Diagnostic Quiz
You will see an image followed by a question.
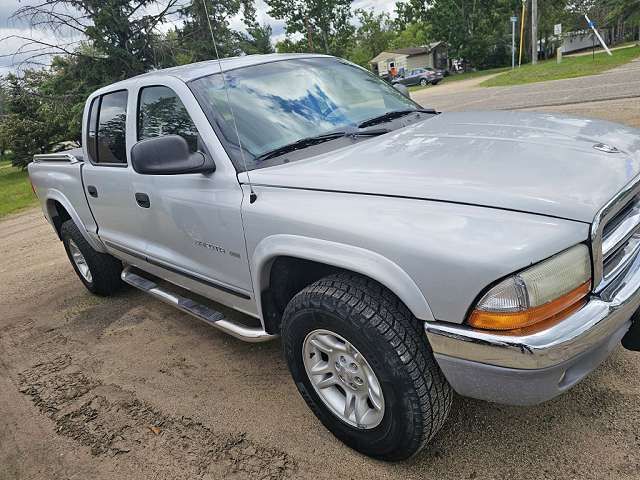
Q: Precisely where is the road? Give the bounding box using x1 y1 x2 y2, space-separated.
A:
412 57 640 128
3 66 640 480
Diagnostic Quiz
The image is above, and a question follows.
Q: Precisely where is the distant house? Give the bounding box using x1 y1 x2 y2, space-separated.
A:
369 43 448 77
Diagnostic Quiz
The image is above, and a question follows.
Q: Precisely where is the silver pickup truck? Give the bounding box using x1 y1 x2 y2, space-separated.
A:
29 53 640 461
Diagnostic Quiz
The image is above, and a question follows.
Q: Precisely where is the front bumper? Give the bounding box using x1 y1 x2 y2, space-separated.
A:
425 251 640 406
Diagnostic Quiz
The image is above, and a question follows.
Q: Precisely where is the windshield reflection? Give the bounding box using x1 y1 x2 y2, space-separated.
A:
190 57 418 171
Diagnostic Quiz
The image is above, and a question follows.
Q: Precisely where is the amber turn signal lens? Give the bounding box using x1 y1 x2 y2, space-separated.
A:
468 281 591 331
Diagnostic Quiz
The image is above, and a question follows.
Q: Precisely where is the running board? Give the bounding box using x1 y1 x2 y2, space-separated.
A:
121 267 276 343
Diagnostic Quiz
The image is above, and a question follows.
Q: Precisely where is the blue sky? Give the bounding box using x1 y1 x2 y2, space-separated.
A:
0 0 399 75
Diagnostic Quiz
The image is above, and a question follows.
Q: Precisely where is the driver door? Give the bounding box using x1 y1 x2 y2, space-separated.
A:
128 80 254 308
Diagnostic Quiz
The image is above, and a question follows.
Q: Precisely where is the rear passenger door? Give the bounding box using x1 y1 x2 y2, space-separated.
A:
82 89 146 257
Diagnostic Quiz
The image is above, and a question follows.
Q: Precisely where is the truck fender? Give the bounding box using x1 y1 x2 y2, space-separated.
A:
44 189 107 253
252 234 435 322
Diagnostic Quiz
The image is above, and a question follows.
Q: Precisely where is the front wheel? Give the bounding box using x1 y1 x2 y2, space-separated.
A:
419 78 428 86
281 273 452 461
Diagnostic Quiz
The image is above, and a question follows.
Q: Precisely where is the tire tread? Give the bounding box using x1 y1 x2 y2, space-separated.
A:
282 272 452 460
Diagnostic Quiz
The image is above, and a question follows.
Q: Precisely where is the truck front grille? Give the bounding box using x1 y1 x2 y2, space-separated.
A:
599 194 640 287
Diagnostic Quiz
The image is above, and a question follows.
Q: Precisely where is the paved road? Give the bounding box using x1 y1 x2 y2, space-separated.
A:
2 66 640 480
412 57 640 116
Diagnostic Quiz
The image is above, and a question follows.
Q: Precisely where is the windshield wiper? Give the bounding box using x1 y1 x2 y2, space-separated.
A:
358 109 436 128
254 127 390 162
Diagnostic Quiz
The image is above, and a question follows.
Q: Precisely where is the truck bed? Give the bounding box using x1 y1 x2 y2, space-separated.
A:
28 148 101 250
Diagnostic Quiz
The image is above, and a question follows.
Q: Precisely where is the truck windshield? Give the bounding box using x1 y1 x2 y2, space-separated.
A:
189 57 421 172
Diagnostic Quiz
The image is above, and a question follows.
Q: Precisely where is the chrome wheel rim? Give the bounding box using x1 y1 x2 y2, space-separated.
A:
303 329 385 429
68 239 92 282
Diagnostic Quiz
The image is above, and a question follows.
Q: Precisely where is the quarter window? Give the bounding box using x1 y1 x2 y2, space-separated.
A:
96 90 128 164
138 86 199 152
86 97 99 163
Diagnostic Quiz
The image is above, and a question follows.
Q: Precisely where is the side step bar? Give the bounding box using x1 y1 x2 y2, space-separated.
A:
121 267 276 343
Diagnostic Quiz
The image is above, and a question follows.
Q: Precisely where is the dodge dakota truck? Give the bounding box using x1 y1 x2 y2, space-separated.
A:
29 53 640 461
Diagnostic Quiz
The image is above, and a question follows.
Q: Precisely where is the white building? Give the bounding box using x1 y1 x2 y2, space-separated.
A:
369 43 448 77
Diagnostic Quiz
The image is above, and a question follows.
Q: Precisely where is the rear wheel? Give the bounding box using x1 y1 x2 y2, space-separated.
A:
281 272 452 461
61 220 124 296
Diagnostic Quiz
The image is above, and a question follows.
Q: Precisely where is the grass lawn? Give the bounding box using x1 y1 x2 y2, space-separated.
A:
407 66 510 92
481 44 640 87
0 160 38 218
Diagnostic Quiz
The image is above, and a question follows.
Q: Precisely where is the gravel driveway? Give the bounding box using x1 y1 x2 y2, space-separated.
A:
3 67 640 479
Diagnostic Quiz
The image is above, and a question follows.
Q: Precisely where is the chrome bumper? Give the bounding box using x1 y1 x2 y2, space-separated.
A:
425 250 640 371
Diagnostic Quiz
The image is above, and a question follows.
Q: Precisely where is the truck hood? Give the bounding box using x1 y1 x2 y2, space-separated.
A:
243 111 640 223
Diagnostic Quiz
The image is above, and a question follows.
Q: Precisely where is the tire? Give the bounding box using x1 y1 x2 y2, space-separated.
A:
60 220 124 296
419 78 428 86
432 80 441 86
281 272 452 461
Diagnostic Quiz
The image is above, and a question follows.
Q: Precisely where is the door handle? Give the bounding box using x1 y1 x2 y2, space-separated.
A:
135 192 150 208
87 185 98 198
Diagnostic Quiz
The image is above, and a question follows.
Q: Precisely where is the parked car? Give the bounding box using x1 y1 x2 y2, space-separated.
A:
392 67 443 87
424 66 449 77
29 53 640 461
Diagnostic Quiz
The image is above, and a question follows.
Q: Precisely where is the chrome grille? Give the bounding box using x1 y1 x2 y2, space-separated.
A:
593 178 640 292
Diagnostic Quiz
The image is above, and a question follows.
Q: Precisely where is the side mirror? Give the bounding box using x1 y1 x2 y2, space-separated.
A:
131 135 215 175
393 83 410 98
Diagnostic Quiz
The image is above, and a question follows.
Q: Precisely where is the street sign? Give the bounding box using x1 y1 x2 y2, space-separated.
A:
511 16 518 23
554 23 562 35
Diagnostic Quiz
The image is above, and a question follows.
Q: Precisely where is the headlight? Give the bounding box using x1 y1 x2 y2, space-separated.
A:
468 244 591 331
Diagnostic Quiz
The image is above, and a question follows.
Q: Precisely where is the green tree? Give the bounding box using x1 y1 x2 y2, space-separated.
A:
390 22 431 49
275 36 310 53
606 0 640 23
239 24 276 54
177 0 255 61
572 0 640 40
0 70 73 168
346 9 396 67
266 0 354 56
428 0 513 68
394 0 429 30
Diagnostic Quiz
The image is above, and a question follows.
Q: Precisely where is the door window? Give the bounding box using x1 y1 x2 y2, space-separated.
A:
96 90 128 164
86 97 99 163
137 86 199 152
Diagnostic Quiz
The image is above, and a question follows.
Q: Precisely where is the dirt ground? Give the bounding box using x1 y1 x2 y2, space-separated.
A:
3 100 640 479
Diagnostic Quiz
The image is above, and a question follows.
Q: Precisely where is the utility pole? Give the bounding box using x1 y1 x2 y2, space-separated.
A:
518 0 526 67
511 16 518 69
531 0 538 65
